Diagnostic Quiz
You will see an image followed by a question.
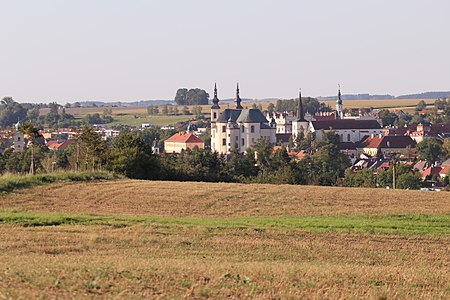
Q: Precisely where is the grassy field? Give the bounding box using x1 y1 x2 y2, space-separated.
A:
1 180 449 299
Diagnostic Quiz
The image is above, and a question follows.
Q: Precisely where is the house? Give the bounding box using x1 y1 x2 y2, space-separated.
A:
47 140 75 150
407 122 450 142
358 135 416 157
421 166 445 180
164 132 204 153
210 84 276 154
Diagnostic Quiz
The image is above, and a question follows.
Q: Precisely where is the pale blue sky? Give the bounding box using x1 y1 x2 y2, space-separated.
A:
1 0 449 103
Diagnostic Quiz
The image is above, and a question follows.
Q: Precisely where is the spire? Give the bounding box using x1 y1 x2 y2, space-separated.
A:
211 82 220 109
234 82 243 109
297 89 305 122
337 84 342 104
336 84 343 119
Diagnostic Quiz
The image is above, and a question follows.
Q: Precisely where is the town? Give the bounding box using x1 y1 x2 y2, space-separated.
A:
1 84 449 190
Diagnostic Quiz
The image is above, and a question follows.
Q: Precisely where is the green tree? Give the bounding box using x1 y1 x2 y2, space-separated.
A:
416 138 443 164
175 88 188 105
416 100 427 111
106 131 159 179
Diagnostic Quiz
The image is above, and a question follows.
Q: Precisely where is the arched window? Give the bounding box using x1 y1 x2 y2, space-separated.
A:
347 134 351 142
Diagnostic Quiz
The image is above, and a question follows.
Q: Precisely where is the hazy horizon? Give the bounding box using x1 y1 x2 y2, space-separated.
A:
1 0 450 103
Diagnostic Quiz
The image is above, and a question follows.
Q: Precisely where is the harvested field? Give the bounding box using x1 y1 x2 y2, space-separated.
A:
0 180 449 299
1 180 449 217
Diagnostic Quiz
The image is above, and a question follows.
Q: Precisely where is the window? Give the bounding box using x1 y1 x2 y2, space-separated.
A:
222 139 226 146
347 134 351 142
251 125 255 133
17 137 21 141
213 112 217 119
242 126 244 132
242 138 245 146
222 126 226 133
340 134 343 142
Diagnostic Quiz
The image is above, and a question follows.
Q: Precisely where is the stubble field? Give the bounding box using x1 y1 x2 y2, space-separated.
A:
0 180 449 299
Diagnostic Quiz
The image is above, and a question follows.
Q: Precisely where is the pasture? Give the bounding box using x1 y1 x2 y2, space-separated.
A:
0 179 449 298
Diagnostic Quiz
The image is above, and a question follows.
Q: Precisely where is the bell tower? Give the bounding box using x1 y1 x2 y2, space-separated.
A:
211 83 220 122
292 89 309 138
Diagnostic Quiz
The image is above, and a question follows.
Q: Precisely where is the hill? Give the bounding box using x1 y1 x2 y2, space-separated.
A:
0 180 449 299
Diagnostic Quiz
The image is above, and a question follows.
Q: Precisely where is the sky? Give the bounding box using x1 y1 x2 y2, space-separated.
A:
1 0 450 103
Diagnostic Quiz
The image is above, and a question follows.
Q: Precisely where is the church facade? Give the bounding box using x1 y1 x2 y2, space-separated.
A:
210 84 276 154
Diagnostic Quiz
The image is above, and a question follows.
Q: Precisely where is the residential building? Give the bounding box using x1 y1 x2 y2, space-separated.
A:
164 132 204 153
358 135 416 157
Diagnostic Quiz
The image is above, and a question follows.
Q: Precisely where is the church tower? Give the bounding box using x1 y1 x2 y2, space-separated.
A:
292 89 309 138
336 85 343 119
234 83 243 109
211 83 220 122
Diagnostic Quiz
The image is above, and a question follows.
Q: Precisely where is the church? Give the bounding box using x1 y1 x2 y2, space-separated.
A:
292 87 383 144
210 84 276 154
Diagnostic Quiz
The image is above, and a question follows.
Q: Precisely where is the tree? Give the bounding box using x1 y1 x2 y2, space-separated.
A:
192 105 202 117
416 138 443 164
396 172 421 190
416 100 427 111
21 122 42 175
0 97 27 128
443 138 450 158
161 104 169 116
378 109 398 127
267 103 275 115
175 88 188 105
175 88 209 105
106 131 159 179
77 126 106 171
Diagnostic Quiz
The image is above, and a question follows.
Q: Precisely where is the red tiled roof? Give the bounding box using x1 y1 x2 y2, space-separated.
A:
47 140 74 150
359 135 416 149
440 166 450 177
288 150 308 160
165 132 204 143
422 166 444 178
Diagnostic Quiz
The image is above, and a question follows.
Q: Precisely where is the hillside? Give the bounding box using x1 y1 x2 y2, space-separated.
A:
1 180 449 299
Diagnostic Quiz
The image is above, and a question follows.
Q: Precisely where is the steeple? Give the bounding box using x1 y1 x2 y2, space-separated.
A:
297 89 305 121
336 84 343 119
337 84 343 105
234 82 243 109
211 82 220 109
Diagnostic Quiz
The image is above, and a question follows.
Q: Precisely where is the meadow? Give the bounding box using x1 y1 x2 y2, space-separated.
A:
0 179 449 299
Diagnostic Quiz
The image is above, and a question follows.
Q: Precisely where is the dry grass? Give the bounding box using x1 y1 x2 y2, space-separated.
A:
1 180 448 217
0 225 448 299
1 180 449 299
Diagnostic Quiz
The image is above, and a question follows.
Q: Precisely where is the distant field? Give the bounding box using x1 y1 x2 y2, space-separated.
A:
0 180 449 298
38 98 437 127
321 98 436 110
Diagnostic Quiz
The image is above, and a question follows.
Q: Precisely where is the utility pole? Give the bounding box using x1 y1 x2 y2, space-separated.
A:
392 161 396 189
